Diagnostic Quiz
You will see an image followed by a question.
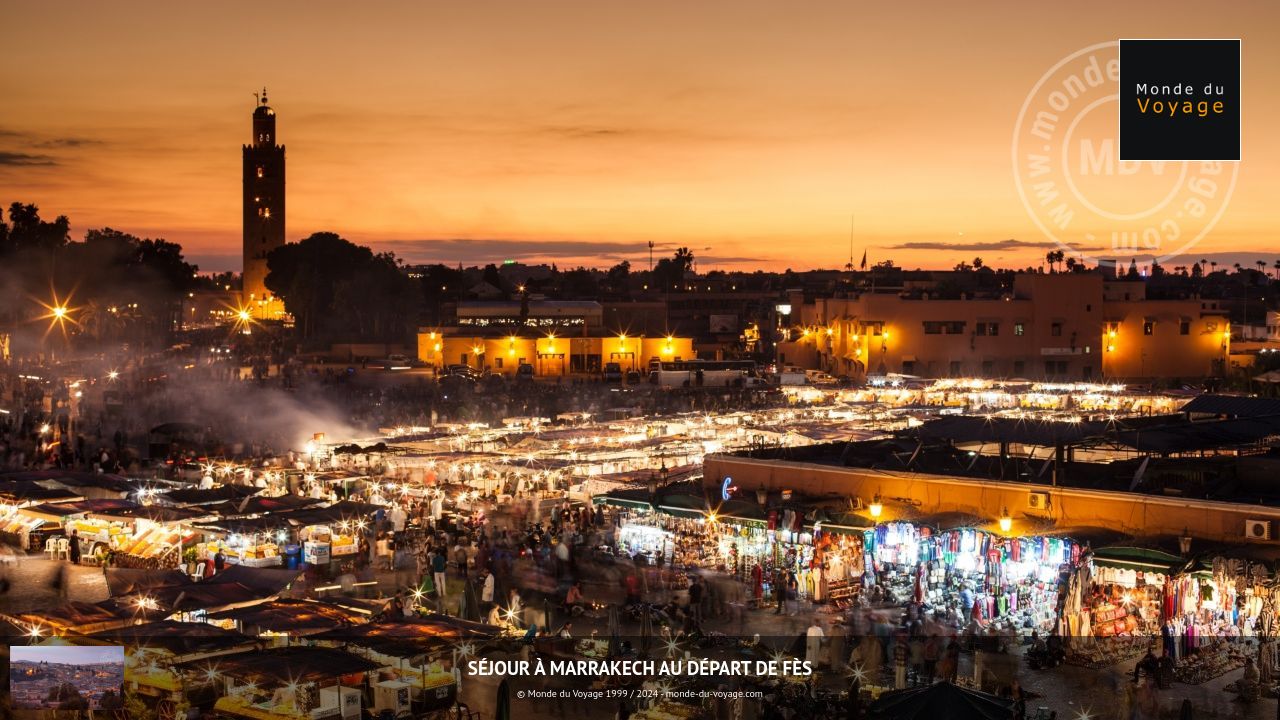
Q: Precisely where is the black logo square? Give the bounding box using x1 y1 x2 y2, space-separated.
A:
1119 39 1240 161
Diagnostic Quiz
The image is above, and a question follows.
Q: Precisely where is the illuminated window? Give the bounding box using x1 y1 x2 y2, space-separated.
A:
1143 321 1154 336
1014 323 1025 336
257 167 264 178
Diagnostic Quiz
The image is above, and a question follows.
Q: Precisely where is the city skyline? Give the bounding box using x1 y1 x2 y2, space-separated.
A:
2 1 1278 273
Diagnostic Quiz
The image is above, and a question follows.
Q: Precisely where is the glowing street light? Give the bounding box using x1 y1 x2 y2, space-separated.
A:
868 493 883 519
998 508 1013 533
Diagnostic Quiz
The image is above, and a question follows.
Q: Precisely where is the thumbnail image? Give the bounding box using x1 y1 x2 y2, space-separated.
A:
9 645 125 713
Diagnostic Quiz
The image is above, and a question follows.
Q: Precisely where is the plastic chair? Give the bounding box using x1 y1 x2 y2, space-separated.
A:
55 537 69 560
192 563 206 580
44 537 58 560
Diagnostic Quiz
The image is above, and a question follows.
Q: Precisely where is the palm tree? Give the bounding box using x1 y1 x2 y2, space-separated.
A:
1256 260 1267 275
1273 260 1280 280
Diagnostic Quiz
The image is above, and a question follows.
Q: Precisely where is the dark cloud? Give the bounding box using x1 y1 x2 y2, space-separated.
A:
370 238 761 267
885 238 1108 253
542 125 629 139
0 151 56 166
34 137 103 149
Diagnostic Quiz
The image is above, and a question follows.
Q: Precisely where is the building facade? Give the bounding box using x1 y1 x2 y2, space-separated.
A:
778 273 1229 381
418 300 694 376
241 88 287 319
417 332 695 376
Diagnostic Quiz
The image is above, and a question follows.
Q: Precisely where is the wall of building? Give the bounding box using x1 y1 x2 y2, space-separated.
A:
705 454 1280 545
1102 300 1228 378
416 332 692 376
786 274 1227 380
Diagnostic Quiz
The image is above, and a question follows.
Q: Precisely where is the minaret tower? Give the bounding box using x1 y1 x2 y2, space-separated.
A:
242 87 286 317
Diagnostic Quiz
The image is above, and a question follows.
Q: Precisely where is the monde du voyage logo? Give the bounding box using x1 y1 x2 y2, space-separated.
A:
1013 40 1240 265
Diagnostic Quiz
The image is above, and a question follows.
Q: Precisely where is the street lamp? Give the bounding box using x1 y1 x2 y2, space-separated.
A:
868 493 883 519
999 508 1013 534
1179 528 1193 556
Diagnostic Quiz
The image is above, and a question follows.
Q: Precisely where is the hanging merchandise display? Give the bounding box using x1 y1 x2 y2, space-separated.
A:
862 522 1074 638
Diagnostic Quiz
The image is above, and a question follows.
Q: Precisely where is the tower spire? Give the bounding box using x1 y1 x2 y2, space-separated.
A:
261 86 269 106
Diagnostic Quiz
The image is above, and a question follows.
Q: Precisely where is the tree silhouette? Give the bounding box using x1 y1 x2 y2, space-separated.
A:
653 248 695 290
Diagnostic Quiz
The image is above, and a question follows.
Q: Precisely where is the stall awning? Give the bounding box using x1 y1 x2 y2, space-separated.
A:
91 620 254 655
206 599 365 634
1090 546 1183 573
312 614 502 659
175 646 381 685
21 499 139 522
593 494 653 511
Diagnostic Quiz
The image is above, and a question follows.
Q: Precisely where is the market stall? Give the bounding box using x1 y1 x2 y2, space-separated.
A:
0 481 83 550
91 620 256 715
87 505 209 569
863 522 1075 637
181 646 380 720
312 614 504 714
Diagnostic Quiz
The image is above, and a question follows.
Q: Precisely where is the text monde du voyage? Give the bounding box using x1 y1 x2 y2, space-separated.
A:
1134 83 1228 118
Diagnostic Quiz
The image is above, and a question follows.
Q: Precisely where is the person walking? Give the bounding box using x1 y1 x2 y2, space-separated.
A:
68 530 81 565
481 568 496 613
432 548 449 600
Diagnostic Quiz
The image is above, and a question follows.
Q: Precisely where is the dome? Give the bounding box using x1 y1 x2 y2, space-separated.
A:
254 104 275 118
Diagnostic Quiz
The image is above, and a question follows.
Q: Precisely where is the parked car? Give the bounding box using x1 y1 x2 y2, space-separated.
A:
516 363 535 382
444 364 481 380
603 362 623 383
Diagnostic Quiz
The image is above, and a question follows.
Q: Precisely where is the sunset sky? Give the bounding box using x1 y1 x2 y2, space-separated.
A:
1 1 1276 272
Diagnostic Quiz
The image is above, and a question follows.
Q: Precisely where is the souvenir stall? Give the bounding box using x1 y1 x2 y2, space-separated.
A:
614 512 676 565
1058 547 1174 668
1160 556 1272 684
863 522 1076 637
1059 548 1274 681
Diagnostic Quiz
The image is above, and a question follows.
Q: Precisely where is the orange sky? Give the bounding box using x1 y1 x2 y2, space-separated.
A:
1 1 1276 272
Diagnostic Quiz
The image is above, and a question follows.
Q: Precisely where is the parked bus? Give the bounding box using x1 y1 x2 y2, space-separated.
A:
648 359 763 388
